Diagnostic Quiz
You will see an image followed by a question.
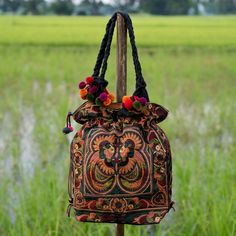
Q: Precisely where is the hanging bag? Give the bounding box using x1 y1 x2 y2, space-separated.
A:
63 12 174 225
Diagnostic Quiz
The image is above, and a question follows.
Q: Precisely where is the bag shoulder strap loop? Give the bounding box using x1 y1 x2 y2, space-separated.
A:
93 12 149 101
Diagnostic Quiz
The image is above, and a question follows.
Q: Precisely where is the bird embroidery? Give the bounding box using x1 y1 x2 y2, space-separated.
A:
85 129 151 195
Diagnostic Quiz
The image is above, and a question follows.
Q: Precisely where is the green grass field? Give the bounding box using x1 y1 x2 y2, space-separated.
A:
0 15 236 236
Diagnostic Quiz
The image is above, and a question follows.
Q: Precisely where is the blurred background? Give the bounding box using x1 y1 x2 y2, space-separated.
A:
0 0 236 236
1 0 236 15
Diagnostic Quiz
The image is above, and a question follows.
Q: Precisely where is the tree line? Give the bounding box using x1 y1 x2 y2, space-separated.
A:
0 0 236 15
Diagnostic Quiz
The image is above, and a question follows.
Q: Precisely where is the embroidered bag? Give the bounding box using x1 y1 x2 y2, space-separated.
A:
63 12 174 225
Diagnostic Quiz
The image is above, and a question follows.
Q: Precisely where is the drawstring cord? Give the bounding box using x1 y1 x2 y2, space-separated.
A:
63 112 74 217
62 112 74 134
66 198 73 217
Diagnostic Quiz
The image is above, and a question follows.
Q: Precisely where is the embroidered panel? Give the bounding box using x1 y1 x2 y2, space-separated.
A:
83 127 153 197
68 104 173 224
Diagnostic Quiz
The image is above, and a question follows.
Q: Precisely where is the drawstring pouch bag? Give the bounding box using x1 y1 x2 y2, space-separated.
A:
63 12 174 225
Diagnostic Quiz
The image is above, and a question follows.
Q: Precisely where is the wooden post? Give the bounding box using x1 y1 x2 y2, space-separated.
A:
116 13 127 102
116 223 125 236
116 13 127 236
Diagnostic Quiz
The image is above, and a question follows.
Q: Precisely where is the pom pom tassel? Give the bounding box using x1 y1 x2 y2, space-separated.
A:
62 112 74 134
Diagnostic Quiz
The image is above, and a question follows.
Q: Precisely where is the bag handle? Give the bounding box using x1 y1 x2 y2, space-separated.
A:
92 12 149 101
92 13 117 78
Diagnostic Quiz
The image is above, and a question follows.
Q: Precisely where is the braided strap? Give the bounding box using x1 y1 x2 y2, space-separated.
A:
92 12 149 101
92 13 117 78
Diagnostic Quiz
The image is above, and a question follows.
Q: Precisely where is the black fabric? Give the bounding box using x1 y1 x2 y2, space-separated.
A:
92 12 150 101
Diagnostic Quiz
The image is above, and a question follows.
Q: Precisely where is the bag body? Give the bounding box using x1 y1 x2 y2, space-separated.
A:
64 12 174 225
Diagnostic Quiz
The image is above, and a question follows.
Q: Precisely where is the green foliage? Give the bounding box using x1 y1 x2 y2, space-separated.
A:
0 0 24 12
23 0 46 15
50 0 74 15
214 0 236 14
0 16 236 236
140 0 192 15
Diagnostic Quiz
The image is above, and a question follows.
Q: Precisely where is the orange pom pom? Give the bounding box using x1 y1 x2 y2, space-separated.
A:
108 93 115 102
122 95 131 103
79 88 88 98
103 98 112 106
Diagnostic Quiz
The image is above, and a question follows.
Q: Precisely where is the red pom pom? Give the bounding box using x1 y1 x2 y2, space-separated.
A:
85 76 94 84
78 81 86 89
124 98 133 110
